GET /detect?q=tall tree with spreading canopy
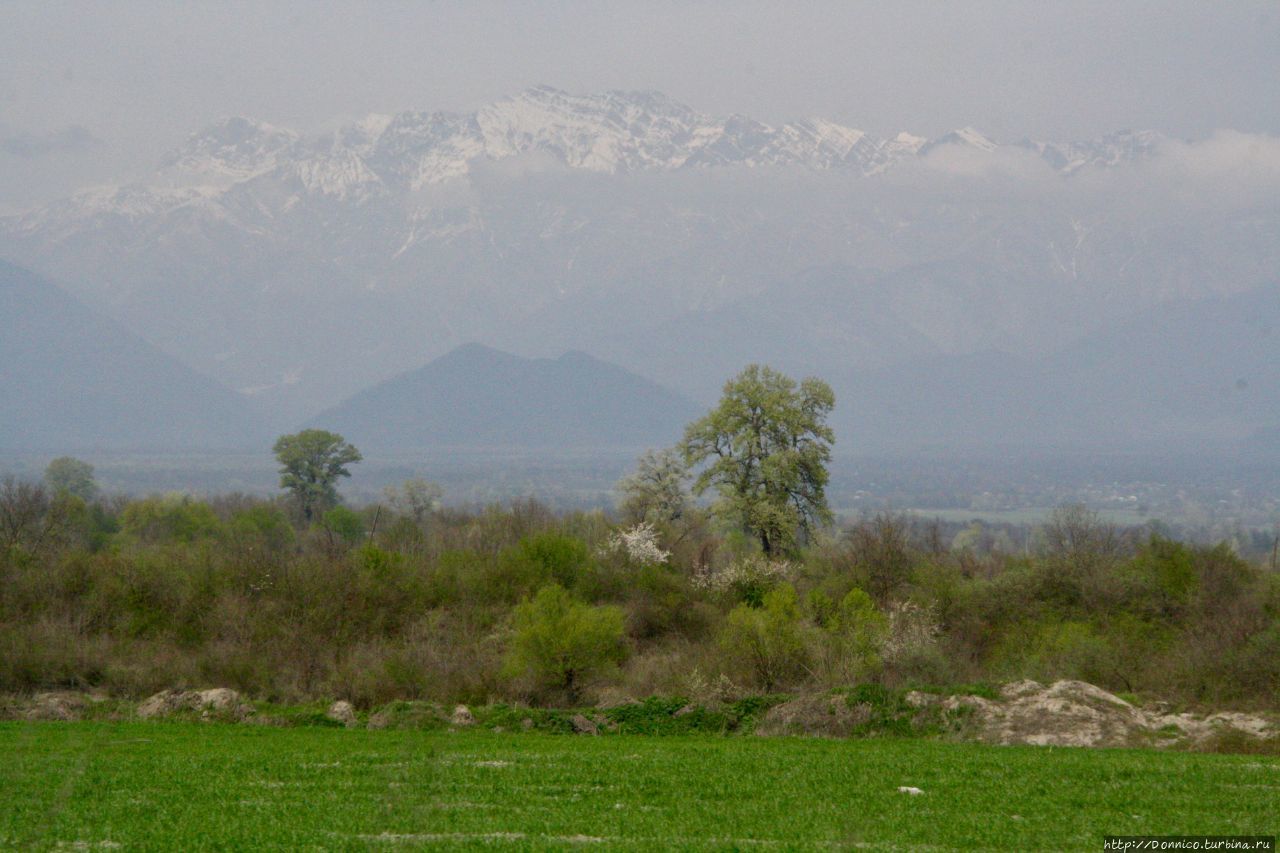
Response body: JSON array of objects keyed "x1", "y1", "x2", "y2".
[
  {"x1": 272, "y1": 429, "x2": 362, "y2": 522},
  {"x1": 682, "y1": 364, "x2": 835, "y2": 556}
]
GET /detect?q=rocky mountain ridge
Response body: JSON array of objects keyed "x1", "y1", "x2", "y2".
[{"x1": 9, "y1": 86, "x2": 1166, "y2": 221}]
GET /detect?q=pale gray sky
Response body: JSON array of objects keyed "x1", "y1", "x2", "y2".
[{"x1": 2, "y1": 0, "x2": 1278, "y2": 209}]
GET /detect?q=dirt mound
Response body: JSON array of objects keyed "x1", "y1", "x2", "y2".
[
  {"x1": 954, "y1": 680, "x2": 1150, "y2": 747},
  {"x1": 952, "y1": 680, "x2": 1277, "y2": 748},
  {"x1": 755, "y1": 694, "x2": 871, "y2": 738},
  {"x1": 327, "y1": 700, "x2": 358, "y2": 728},
  {"x1": 0, "y1": 692, "x2": 116, "y2": 722},
  {"x1": 752, "y1": 681, "x2": 1277, "y2": 749},
  {"x1": 24, "y1": 692, "x2": 91, "y2": 721},
  {"x1": 1148, "y1": 710, "x2": 1277, "y2": 747},
  {"x1": 570, "y1": 714, "x2": 600, "y2": 735},
  {"x1": 137, "y1": 688, "x2": 253, "y2": 721}
]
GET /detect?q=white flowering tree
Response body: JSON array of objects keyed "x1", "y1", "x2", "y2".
[
  {"x1": 615, "y1": 448, "x2": 689, "y2": 525},
  {"x1": 604, "y1": 522, "x2": 670, "y2": 566}
]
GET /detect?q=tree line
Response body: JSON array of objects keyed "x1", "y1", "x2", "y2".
[{"x1": 1, "y1": 366, "x2": 1277, "y2": 710}]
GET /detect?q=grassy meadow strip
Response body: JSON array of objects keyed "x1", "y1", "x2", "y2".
[{"x1": 2, "y1": 722, "x2": 1276, "y2": 850}]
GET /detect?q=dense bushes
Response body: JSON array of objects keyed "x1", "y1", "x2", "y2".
[
  {"x1": 504, "y1": 584, "x2": 625, "y2": 701},
  {"x1": 0, "y1": 482, "x2": 1277, "y2": 709}
]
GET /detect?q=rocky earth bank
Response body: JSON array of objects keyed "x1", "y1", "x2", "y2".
[{"x1": 3, "y1": 681, "x2": 1275, "y2": 752}]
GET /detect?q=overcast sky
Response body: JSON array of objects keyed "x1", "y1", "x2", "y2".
[{"x1": 2, "y1": 0, "x2": 1278, "y2": 210}]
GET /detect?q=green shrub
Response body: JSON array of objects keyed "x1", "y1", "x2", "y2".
[
  {"x1": 813, "y1": 587, "x2": 887, "y2": 686},
  {"x1": 504, "y1": 584, "x2": 626, "y2": 702},
  {"x1": 229, "y1": 505, "x2": 295, "y2": 553},
  {"x1": 515, "y1": 531, "x2": 596, "y2": 591},
  {"x1": 1120, "y1": 537, "x2": 1197, "y2": 619},
  {"x1": 622, "y1": 564, "x2": 703, "y2": 640},
  {"x1": 121, "y1": 495, "x2": 221, "y2": 544},
  {"x1": 320, "y1": 506, "x2": 365, "y2": 545},
  {"x1": 720, "y1": 583, "x2": 811, "y2": 690}
]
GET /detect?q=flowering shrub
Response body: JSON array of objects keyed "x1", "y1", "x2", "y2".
[
  {"x1": 692, "y1": 554, "x2": 792, "y2": 606},
  {"x1": 603, "y1": 523, "x2": 670, "y2": 566}
]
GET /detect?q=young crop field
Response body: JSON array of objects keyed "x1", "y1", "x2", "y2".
[{"x1": 2, "y1": 722, "x2": 1276, "y2": 850}]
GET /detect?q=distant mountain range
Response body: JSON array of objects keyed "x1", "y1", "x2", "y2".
[
  {"x1": 1, "y1": 87, "x2": 1277, "y2": 455},
  {"x1": 0, "y1": 261, "x2": 265, "y2": 451},
  {"x1": 311, "y1": 343, "x2": 700, "y2": 450},
  {"x1": 95, "y1": 86, "x2": 1165, "y2": 197}
]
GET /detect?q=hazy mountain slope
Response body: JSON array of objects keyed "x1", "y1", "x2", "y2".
[
  {"x1": 309, "y1": 343, "x2": 702, "y2": 450},
  {"x1": 826, "y1": 283, "x2": 1280, "y2": 453},
  {"x1": 0, "y1": 260, "x2": 266, "y2": 451},
  {"x1": 1037, "y1": 282, "x2": 1280, "y2": 444}
]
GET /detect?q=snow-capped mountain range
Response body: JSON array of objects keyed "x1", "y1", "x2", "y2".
[
  {"x1": 32, "y1": 85, "x2": 1165, "y2": 216},
  {"x1": 1, "y1": 87, "x2": 1274, "y2": 453}
]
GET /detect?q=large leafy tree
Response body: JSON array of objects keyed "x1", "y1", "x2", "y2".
[
  {"x1": 272, "y1": 429, "x2": 362, "y2": 522},
  {"x1": 682, "y1": 365, "x2": 835, "y2": 556}
]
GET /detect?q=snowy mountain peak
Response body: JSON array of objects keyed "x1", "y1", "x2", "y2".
[
  {"x1": 160, "y1": 116, "x2": 296, "y2": 174},
  {"x1": 929, "y1": 126, "x2": 998, "y2": 152},
  {"x1": 1019, "y1": 129, "x2": 1167, "y2": 174},
  {"x1": 474, "y1": 85, "x2": 710, "y2": 173},
  {"x1": 9, "y1": 89, "x2": 1173, "y2": 228},
  {"x1": 160, "y1": 117, "x2": 300, "y2": 185}
]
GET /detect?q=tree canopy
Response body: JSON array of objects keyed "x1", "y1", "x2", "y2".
[
  {"x1": 44, "y1": 456, "x2": 98, "y2": 502},
  {"x1": 272, "y1": 429, "x2": 362, "y2": 522},
  {"x1": 682, "y1": 364, "x2": 834, "y2": 556},
  {"x1": 615, "y1": 447, "x2": 689, "y2": 525}
]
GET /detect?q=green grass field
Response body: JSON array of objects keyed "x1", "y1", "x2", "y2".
[{"x1": 1, "y1": 722, "x2": 1275, "y2": 850}]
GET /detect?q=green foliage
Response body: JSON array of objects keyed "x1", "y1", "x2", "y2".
[
  {"x1": 615, "y1": 448, "x2": 689, "y2": 525},
  {"x1": 2, "y1": 483, "x2": 1278, "y2": 711},
  {"x1": 837, "y1": 683, "x2": 929, "y2": 737},
  {"x1": 120, "y1": 494, "x2": 220, "y2": 544},
  {"x1": 515, "y1": 531, "x2": 594, "y2": 589},
  {"x1": 44, "y1": 456, "x2": 98, "y2": 502},
  {"x1": 483, "y1": 531, "x2": 597, "y2": 603},
  {"x1": 601, "y1": 695, "x2": 783, "y2": 734},
  {"x1": 682, "y1": 364, "x2": 834, "y2": 556},
  {"x1": 228, "y1": 505, "x2": 295, "y2": 552},
  {"x1": 321, "y1": 506, "x2": 365, "y2": 545},
  {"x1": 1121, "y1": 536, "x2": 1198, "y2": 618},
  {"x1": 504, "y1": 584, "x2": 626, "y2": 701},
  {"x1": 990, "y1": 618, "x2": 1139, "y2": 689},
  {"x1": 825, "y1": 588, "x2": 888, "y2": 683},
  {"x1": 720, "y1": 583, "x2": 811, "y2": 690},
  {"x1": 621, "y1": 563, "x2": 703, "y2": 640},
  {"x1": 272, "y1": 429, "x2": 362, "y2": 522}
]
